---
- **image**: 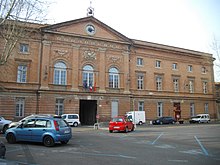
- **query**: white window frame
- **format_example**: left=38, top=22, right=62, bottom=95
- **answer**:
left=54, top=62, right=67, bottom=85
left=201, top=67, right=207, bottom=74
left=19, top=43, right=29, bottom=53
left=137, top=58, right=143, bottom=66
left=83, top=65, right=94, bottom=89
left=155, top=60, right=161, bottom=68
left=188, top=65, right=193, bottom=72
left=189, top=80, right=194, bottom=93
left=109, top=67, right=119, bottom=88
left=17, top=65, right=27, bottom=83
left=203, top=81, right=208, bottom=94
left=55, top=99, right=64, bottom=115
left=16, top=98, right=25, bottom=117
left=172, top=63, right=178, bottom=70
left=173, top=78, right=179, bottom=92
left=137, top=74, right=144, bottom=90
left=156, top=76, right=162, bottom=91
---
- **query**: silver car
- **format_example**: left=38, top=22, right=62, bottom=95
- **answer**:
left=0, top=116, right=12, bottom=133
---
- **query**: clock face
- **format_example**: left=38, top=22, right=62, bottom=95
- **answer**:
left=86, top=24, right=96, bottom=35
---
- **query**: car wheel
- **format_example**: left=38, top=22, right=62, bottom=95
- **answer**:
left=138, top=121, right=143, bottom=125
left=73, top=122, right=78, bottom=127
left=109, top=130, right=113, bottom=133
left=131, top=126, right=135, bottom=131
left=43, top=136, right=55, bottom=147
left=61, top=140, right=69, bottom=144
left=6, top=133, right=16, bottom=144
left=2, top=125, right=8, bottom=134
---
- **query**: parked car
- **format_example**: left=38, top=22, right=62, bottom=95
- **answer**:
left=109, top=116, right=134, bottom=133
left=0, top=116, right=12, bottom=134
left=61, top=114, right=80, bottom=127
left=5, top=115, right=72, bottom=147
left=152, top=116, right=176, bottom=125
left=8, top=114, right=59, bottom=129
left=189, top=114, right=210, bottom=123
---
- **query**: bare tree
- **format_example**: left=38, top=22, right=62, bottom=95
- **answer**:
left=0, top=0, right=49, bottom=65
left=211, top=37, right=220, bottom=82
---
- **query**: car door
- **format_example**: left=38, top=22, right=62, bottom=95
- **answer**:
left=125, top=118, right=133, bottom=130
left=15, top=118, right=35, bottom=141
left=31, top=119, right=52, bottom=142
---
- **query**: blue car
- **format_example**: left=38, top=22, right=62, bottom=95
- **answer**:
left=5, top=116, right=72, bottom=147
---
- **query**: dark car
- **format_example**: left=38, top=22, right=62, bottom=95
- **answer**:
left=109, top=116, right=134, bottom=133
left=152, top=116, right=176, bottom=125
left=5, top=115, right=71, bottom=147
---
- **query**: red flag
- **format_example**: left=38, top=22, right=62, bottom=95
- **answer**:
left=94, top=82, right=96, bottom=92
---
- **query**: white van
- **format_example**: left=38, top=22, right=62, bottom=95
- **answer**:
left=189, top=114, right=210, bottom=123
left=125, top=111, right=146, bottom=125
left=61, top=114, right=80, bottom=127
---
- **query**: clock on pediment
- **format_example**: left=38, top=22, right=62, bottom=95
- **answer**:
left=85, top=24, right=96, bottom=35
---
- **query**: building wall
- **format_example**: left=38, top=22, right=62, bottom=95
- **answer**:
left=0, top=18, right=217, bottom=122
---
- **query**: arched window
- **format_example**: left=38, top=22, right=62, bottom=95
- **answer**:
left=83, top=65, right=94, bottom=89
left=109, top=67, right=119, bottom=88
left=54, top=62, right=67, bottom=85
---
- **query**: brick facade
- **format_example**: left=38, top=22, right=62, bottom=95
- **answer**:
left=0, top=17, right=217, bottom=124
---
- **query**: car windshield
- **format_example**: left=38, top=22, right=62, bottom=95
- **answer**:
left=112, top=118, right=123, bottom=122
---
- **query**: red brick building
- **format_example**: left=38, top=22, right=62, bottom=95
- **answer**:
left=0, top=16, right=217, bottom=124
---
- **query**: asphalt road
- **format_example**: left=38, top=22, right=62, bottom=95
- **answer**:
left=0, top=123, right=220, bottom=165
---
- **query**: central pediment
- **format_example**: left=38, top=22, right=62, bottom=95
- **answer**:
left=41, top=16, right=132, bottom=44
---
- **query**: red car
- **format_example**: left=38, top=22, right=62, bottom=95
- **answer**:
left=109, top=116, right=134, bottom=133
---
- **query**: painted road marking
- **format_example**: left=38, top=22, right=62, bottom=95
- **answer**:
left=151, top=132, right=164, bottom=145
left=194, top=136, right=209, bottom=156
left=168, top=159, right=188, bottom=163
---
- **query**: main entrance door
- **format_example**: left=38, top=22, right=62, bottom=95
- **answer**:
left=79, top=100, right=97, bottom=125
left=173, top=102, right=181, bottom=121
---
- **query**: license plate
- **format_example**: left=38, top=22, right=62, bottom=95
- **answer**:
left=114, top=126, right=120, bottom=129
left=64, top=130, right=70, bottom=134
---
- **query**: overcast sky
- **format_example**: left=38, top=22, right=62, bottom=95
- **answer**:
left=46, top=0, right=220, bottom=81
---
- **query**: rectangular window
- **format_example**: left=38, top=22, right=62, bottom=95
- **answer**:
left=157, top=102, right=163, bottom=117
left=190, top=103, right=195, bottom=117
left=189, top=80, right=194, bottom=93
left=138, top=101, right=144, bottom=111
left=109, top=74, right=119, bottom=88
left=17, top=65, right=27, bottom=83
left=173, top=78, right=179, bottom=92
left=156, top=76, right=162, bottom=91
left=16, top=98, right=25, bottom=117
left=137, top=58, right=143, bottom=66
left=19, top=43, right=29, bottom=53
left=204, top=103, right=208, bottom=113
left=155, top=60, right=161, bottom=68
left=203, top=81, right=208, bottom=94
left=172, top=63, right=177, bottom=70
left=188, top=65, right=193, bottom=72
left=55, top=99, right=64, bottom=115
left=137, top=74, right=144, bottom=89
left=201, top=67, right=206, bottom=74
